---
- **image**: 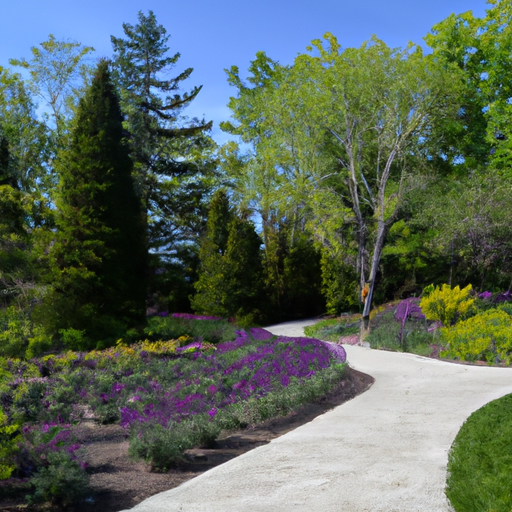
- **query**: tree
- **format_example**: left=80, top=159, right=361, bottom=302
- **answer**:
left=426, top=0, right=512, bottom=176
left=110, top=11, right=214, bottom=248
left=10, top=35, right=95, bottom=137
left=37, top=60, right=146, bottom=348
left=221, top=54, right=328, bottom=321
left=191, top=191, right=263, bottom=323
left=243, top=35, right=461, bottom=325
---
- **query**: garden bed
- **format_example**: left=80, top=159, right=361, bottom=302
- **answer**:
left=1, top=367, right=373, bottom=512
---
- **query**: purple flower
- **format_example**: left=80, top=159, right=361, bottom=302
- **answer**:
left=207, top=408, right=217, bottom=418
left=478, top=291, right=493, bottom=300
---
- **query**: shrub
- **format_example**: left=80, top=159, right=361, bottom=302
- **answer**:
left=441, top=309, right=512, bottom=363
left=0, top=408, right=20, bottom=480
left=144, top=315, right=236, bottom=344
left=365, top=311, right=432, bottom=355
left=304, top=316, right=360, bottom=342
left=420, top=284, right=474, bottom=326
left=27, top=451, right=90, bottom=507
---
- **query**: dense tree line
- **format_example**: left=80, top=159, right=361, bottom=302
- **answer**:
left=1, top=3, right=512, bottom=357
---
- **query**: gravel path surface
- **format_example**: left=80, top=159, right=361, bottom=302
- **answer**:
left=121, top=320, right=512, bottom=512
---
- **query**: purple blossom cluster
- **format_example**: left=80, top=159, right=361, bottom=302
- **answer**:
left=478, top=290, right=512, bottom=303
left=394, top=297, right=425, bottom=322
left=118, top=331, right=345, bottom=431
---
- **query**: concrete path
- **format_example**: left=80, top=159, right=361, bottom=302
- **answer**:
left=122, top=320, right=512, bottom=512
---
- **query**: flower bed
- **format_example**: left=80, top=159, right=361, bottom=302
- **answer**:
left=0, top=321, right=347, bottom=504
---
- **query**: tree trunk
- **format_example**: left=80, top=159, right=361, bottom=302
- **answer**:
left=360, top=221, right=387, bottom=338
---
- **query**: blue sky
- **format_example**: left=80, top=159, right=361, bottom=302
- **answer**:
left=0, top=0, right=489, bottom=144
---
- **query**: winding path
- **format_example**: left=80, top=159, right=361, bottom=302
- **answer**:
left=122, top=319, right=512, bottom=512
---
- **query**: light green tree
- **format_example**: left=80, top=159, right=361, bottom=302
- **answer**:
left=10, top=34, right=95, bottom=136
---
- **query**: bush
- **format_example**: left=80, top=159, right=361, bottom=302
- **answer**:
left=129, top=415, right=221, bottom=470
left=304, top=316, right=360, bottom=342
left=420, top=284, right=474, bottom=326
left=0, top=409, right=21, bottom=480
left=446, top=394, right=512, bottom=512
left=144, top=315, right=236, bottom=344
left=365, top=311, right=433, bottom=355
left=27, top=451, right=90, bottom=507
left=441, top=309, right=512, bottom=363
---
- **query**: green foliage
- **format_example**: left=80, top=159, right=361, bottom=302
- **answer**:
left=364, top=311, right=433, bottom=356
left=320, top=249, right=359, bottom=315
left=0, top=408, right=20, bottom=480
left=37, top=59, right=146, bottom=347
left=192, top=191, right=264, bottom=322
left=419, top=284, right=474, bottom=326
left=441, top=309, right=512, bottom=364
left=446, top=394, right=512, bottom=512
left=129, top=415, right=221, bottom=470
left=304, top=316, right=361, bottom=342
left=144, top=316, right=236, bottom=345
left=10, top=34, right=95, bottom=134
left=27, top=451, right=90, bottom=507
left=111, top=10, right=215, bottom=258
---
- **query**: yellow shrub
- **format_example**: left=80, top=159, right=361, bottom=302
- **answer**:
left=420, top=284, right=474, bottom=326
left=441, top=309, right=512, bottom=363
left=0, top=409, right=20, bottom=480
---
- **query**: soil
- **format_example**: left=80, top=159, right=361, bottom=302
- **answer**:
left=0, top=367, right=373, bottom=512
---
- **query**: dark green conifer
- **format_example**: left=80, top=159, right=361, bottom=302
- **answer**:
left=38, top=60, right=146, bottom=348
left=191, top=191, right=263, bottom=323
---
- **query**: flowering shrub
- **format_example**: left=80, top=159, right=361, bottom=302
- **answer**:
left=420, top=284, right=474, bottom=326
left=394, top=298, right=425, bottom=322
left=394, top=298, right=425, bottom=348
left=0, top=322, right=347, bottom=478
left=440, top=309, right=512, bottom=364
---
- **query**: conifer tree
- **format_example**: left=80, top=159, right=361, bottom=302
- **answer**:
left=191, top=191, right=263, bottom=322
left=110, top=11, right=213, bottom=242
left=191, top=191, right=233, bottom=317
left=38, top=60, right=146, bottom=348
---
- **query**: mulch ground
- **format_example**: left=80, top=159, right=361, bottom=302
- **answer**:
left=0, top=366, right=373, bottom=512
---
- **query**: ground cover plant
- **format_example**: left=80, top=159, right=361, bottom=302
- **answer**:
left=304, top=314, right=361, bottom=342
left=446, top=393, right=512, bottom=512
left=0, top=314, right=347, bottom=508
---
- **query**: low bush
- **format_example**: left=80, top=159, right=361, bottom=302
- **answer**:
left=27, top=450, right=90, bottom=507
left=440, top=309, right=512, bottom=364
left=364, top=311, right=433, bottom=356
left=144, top=314, right=236, bottom=344
left=304, top=315, right=360, bottom=342
left=420, top=284, right=474, bottom=326
left=446, top=393, right=512, bottom=512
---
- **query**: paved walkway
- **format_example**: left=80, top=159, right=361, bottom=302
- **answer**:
left=122, top=320, right=512, bottom=512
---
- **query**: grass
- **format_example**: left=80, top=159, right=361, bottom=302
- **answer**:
left=446, top=393, right=512, bottom=512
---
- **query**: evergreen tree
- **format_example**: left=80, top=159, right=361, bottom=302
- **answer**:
left=191, top=191, right=233, bottom=317
left=37, top=60, right=146, bottom=349
left=191, top=191, right=263, bottom=323
left=223, top=210, right=263, bottom=322
left=110, top=11, right=214, bottom=243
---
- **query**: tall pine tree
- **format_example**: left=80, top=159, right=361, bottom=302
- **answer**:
left=37, top=60, right=146, bottom=349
